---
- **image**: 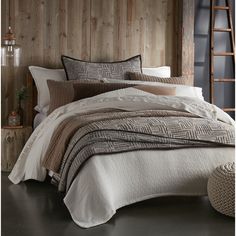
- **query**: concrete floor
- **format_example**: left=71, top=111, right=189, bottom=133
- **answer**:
left=2, top=172, right=234, bottom=236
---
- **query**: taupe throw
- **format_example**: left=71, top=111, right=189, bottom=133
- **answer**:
left=42, top=109, right=235, bottom=192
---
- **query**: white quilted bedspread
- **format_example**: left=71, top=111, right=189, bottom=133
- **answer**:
left=9, top=88, right=235, bottom=228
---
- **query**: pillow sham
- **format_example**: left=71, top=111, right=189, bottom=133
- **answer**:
left=128, top=72, right=191, bottom=86
left=29, top=66, right=67, bottom=114
left=102, top=78, right=204, bottom=100
left=135, top=85, right=176, bottom=96
left=33, top=113, right=47, bottom=129
left=142, top=66, right=171, bottom=77
left=47, top=80, right=177, bottom=114
left=47, top=80, right=135, bottom=114
left=61, top=55, right=142, bottom=81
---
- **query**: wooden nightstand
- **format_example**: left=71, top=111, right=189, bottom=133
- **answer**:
left=1, top=126, right=32, bottom=172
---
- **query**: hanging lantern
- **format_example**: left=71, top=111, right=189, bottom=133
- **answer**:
left=1, top=0, right=22, bottom=126
left=1, top=0, right=21, bottom=67
left=1, top=26, right=21, bottom=67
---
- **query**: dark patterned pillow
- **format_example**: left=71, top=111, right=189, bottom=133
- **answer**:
left=61, top=55, right=142, bottom=81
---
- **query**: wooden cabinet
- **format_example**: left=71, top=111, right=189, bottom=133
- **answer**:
left=1, top=126, right=32, bottom=172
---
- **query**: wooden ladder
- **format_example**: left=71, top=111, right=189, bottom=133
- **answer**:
left=210, top=0, right=235, bottom=113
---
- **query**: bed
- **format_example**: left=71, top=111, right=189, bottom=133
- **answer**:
left=8, top=55, right=235, bottom=228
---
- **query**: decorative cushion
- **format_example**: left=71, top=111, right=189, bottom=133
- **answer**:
left=47, top=80, right=75, bottom=114
left=128, top=72, right=191, bottom=86
left=207, top=162, right=235, bottom=217
left=134, top=85, right=176, bottom=96
left=102, top=78, right=204, bottom=100
left=61, top=55, right=142, bottom=81
left=47, top=80, right=136, bottom=114
left=29, top=66, right=66, bottom=114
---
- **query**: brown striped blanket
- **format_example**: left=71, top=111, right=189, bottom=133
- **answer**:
left=41, top=109, right=235, bottom=192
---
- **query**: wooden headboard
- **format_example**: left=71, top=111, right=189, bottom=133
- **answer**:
left=26, top=72, right=37, bottom=127
left=2, top=0, right=195, bottom=126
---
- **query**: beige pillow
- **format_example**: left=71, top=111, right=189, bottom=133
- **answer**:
left=47, top=80, right=135, bottom=114
left=128, top=72, right=191, bottom=86
left=135, top=85, right=176, bottom=96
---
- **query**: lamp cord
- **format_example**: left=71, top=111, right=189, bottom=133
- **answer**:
left=8, top=0, right=11, bottom=29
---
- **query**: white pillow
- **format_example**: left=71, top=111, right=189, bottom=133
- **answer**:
left=142, top=66, right=171, bottom=77
left=102, top=78, right=204, bottom=100
left=33, top=112, right=47, bottom=129
left=29, top=66, right=66, bottom=114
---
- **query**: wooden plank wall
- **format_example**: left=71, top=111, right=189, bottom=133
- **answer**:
left=2, top=0, right=175, bottom=66
left=1, top=0, right=194, bottom=126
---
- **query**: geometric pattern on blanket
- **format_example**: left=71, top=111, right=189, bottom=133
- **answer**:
left=43, top=109, right=198, bottom=173
left=56, top=113, right=234, bottom=192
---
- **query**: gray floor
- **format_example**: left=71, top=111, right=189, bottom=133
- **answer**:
left=2, top=173, right=234, bottom=236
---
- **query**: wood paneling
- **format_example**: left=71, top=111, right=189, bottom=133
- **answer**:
left=1, top=0, right=195, bottom=125
left=174, top=0, right=195, bottom=85
left=181, top=0, right=195, bottom=84
left=90, top=0, right=174, bottom=66
left=2, top=0, right=177, bottom=67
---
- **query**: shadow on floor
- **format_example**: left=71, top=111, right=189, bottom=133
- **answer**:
left=2, top=172, right=235, bottom=236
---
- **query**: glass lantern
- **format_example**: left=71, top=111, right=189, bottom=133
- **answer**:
left=1, top=26, right=22, bottom=126
left=1, top=26, right=21, bottom=67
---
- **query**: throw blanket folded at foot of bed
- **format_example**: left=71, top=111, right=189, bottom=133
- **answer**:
left=42, top=108, right=234, bottom=193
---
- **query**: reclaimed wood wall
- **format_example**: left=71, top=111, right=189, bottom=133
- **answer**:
left=1, top=0, right=194, bottom=125
left=2, top=0, right=176, bottom=67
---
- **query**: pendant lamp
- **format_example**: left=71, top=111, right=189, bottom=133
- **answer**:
left=1, top=0, right=21, bottom=67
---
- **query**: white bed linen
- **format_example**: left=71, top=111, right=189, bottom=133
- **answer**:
left=9, top=88, right=235, bottom=228
left=142, top=66, right=171, bottom=77
left=65, top=148, right=234, bottom=228
left=33, top=113, right=47, bottom=129
left=102, top=78, right=204, bottom=100
left=29, top=66, right=66, bottom=114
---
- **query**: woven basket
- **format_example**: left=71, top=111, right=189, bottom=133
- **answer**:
left=207, top=162, right=235, bottom=217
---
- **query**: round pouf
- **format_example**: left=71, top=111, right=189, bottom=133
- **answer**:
left=207, top=162, right=235, bottom=217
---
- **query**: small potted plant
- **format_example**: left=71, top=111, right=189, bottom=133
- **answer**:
left=16, top=86, right=28, bottom=125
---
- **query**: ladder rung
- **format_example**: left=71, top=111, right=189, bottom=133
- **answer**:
left=213, top=28, right=232, bottom=32
left=213, top=52, right=235, bottom=56
left=214, top=78, right=235, bottom=82
left=223, top=108, right=235, bottom=112
left=213, top=6, right=230, bottom=10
